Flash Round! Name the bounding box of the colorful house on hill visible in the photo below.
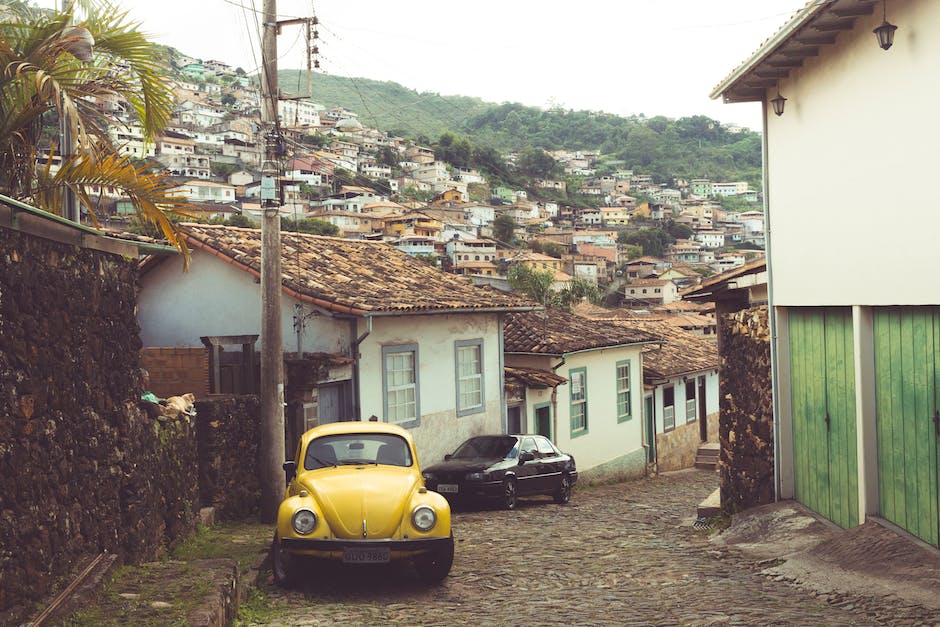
[712,0,940,546]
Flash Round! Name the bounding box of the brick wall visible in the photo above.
[141,347,210,399]
[0,222,199,625]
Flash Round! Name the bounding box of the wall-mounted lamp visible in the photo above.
[873,0,898,51]
[770,90,787,117]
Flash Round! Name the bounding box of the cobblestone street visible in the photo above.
[255,470,938,626]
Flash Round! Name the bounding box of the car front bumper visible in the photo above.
[281,535,451,553]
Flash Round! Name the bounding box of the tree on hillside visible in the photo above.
[435,132,472,168]
[664,220,693,241]
[516,148,557,179]
[281,218,339,236]
[492,213,517,244]
[0,2,193,258]
[507,264,554,306]
[558,276,602,308]
[617,228,674,258]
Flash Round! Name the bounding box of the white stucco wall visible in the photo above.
[357,313,504,467]
[506,346,645,471]
[766,1,938,305]
[137,249,347,355]
[651,371,719,435]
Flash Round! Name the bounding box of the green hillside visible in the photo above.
[278,70,493,140]
[279,69,761,187]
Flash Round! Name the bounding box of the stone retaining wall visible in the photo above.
[655,411,718,472]
[0,224,198,625]
[196,395,263,520]
[718,305,774,513]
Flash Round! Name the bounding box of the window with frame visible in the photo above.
[455,339,484,416]
[383,345,419,426]
[663,385,675,432]
[685,380,697,423]
[616,360,632,422]
[569,368,588,435]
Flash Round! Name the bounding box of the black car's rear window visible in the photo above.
[452,436,518,459]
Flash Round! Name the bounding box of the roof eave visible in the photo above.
[709,1,835,102]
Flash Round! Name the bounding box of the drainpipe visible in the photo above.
[551,356,567,442]
[762,98,782,503]
[351,316,372,421]
[498,315,507,433]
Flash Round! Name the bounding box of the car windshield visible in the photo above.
[304,433,413,470]
[451,436,519,460]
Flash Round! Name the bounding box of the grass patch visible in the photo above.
[171,520,270,575]
[235,586,275,625]
[63,521,272,626]
[63,562,214,626]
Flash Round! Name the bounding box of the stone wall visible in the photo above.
[655,411,718,472]
[0,223,199,625]
[195,395,263,520]
[717,305,774,513]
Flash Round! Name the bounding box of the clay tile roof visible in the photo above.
[504,366,568,389]
[180,223,537,315]
[503,308,660,356]
[613,319,719,380]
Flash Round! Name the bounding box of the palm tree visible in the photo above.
[0,1,192,258]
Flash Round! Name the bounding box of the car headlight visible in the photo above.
[422,471,434,481]
[291,508,317,535]
[411,505,437,532]
[466,472,485,481]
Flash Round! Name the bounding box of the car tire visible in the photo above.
[501,477,518,510]
[554,472,572,504]
[271,533,297,587]
[414,534,454,584]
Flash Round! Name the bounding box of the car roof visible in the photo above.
[300,421,414,447]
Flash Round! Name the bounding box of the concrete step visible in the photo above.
[697,487,721,518]
[694,442,720,470]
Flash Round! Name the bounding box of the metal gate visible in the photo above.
[874,306,940,546]
[789,307,858,528]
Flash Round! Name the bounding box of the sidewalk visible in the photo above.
[712,500,940,618]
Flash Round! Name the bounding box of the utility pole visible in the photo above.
[259,0,285,524]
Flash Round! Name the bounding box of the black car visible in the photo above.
[422,434,577,510]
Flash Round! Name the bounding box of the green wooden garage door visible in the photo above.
[874,307,940,546]
[789,307,858,529]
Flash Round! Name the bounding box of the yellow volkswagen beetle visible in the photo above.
[271,421,453,585]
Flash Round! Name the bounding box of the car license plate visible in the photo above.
[342,546,390,564]
[437,483,459,493]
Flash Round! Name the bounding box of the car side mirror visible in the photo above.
[519,451,535,464]
[444,454,452,461]
[282,460,296,484]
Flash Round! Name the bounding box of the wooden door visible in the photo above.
[644,395,656,464]
[789,307,858,528]
[874,307,940,546]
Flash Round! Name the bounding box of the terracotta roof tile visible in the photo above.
[582,307,719,379]
[180,223,537,315]
[610,319,719,380]
[504,366,568,389]
[503,308,660,355]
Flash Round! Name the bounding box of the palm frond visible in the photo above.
[32,144,194,267]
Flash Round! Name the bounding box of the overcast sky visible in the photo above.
[53,0,809,131]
